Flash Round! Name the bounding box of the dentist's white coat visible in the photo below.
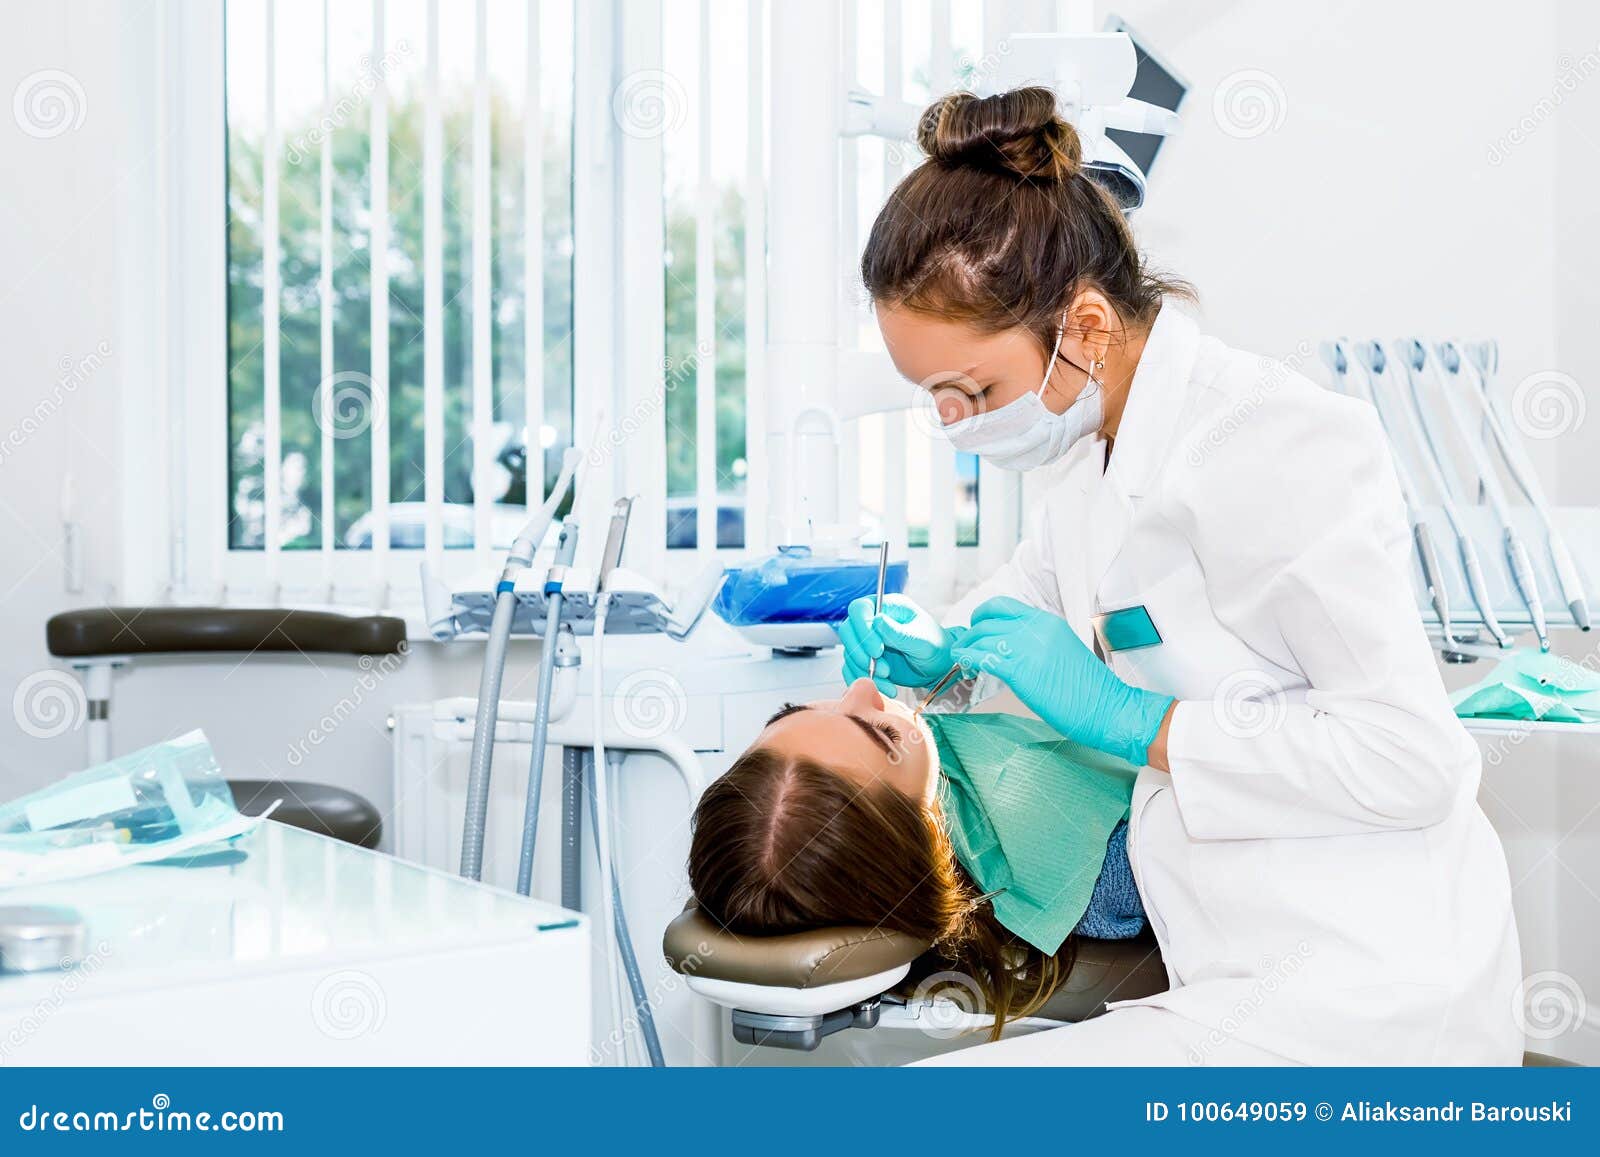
[941,305,1522,1065]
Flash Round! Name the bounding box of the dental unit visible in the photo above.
[425,428,724,1067]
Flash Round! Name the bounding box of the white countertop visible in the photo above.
[0,822,591,1064]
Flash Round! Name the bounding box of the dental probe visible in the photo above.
[914,663,964,717]
[867,540,890,682]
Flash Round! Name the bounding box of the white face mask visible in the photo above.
[941,318,1103,471]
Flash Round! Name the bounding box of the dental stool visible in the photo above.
[227,779,383,850]
[45,607,404,850]
[664,904,1167,1051]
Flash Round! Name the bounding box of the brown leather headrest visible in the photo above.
[46,608,407,658]
[663,904,929,989]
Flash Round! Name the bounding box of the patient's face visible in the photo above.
[753,678,939,805]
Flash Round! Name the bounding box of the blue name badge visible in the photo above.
[1092,605,1163,654]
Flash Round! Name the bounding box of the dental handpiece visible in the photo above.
[598,497,635,590]
[1505,529,1550,650]
[1328,342,1458,646]
[1385,341,1510,649]
[1412,522,1454,647]
[1429,342,1547,651]
[1462,343,1590,632]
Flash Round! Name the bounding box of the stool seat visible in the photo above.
[228,779,383,850]
[46,607,406,658]
[1032,933,1166,1021]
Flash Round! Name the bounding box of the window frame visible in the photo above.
[127,0,1013,622]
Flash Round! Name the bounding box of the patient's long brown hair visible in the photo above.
[687,747,1075,1038]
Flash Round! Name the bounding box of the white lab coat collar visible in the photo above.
[1078,302,1201,605]
[1102,301,1201,499]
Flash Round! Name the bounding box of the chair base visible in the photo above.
[730,1001,883,1052]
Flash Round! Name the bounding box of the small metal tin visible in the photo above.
[0,905,88,973]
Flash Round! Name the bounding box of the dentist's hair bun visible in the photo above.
[916,87,1082,182]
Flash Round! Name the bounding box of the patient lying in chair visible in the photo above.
[688,677,1146,1038]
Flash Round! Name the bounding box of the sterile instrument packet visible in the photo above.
[0,730,273,889]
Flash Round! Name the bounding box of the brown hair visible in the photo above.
[861,86,1190,355]
[687,746,1075,1038]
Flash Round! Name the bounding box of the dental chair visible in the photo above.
[663,904,1168,1051]
[666,910,1582,1065]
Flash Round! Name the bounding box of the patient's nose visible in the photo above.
[841,677,886,713]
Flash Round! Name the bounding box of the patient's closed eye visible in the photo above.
[764,702,900,757]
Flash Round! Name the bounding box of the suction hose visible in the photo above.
[591,747,665,1067]
[515,522,579,897]
[588,594,625,1059]
[459,447,584,882]
[460,590,516,880]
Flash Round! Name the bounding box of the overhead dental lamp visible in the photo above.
[841,31,1184,212]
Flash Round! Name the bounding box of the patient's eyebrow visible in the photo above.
[763,704,894,756]
[845,715,894,755]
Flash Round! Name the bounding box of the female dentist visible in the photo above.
[841,88,1522,1065]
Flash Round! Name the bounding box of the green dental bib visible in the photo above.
[1451,651,1600,724]
[925,712,1138,955]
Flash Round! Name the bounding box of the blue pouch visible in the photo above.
[712,546,908,626]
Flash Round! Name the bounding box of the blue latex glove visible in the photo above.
[836,594,964,695]
[951,596,1175,767]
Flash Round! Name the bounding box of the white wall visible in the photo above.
[1548,0,1600,1065]
[0,0,1596,1059]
